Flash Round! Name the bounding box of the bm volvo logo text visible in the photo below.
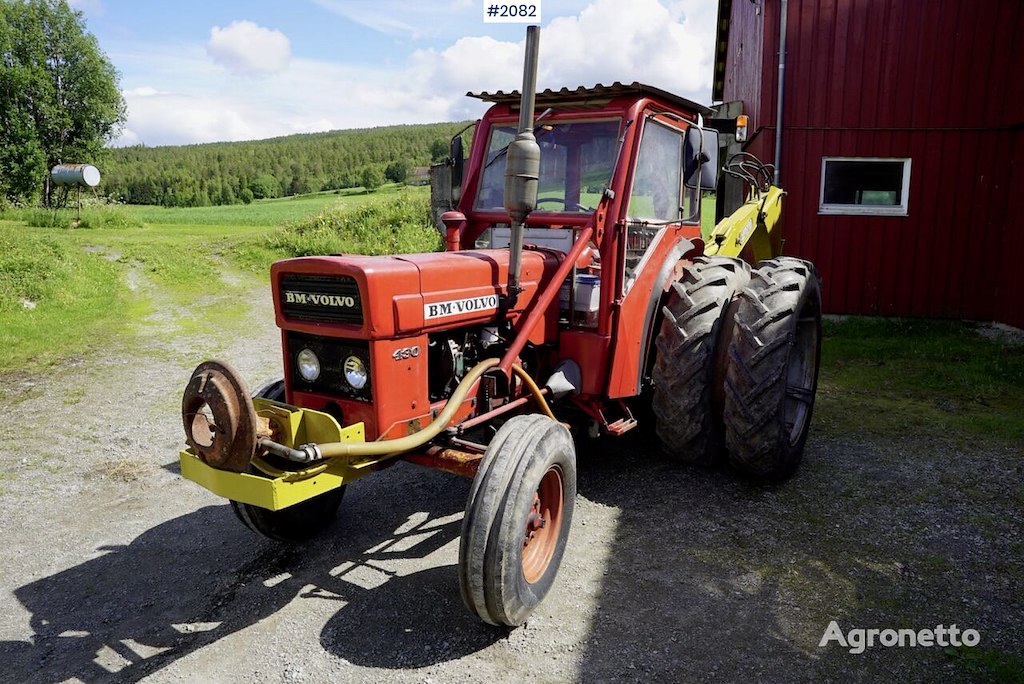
[283,290,357,308]
[424,295,499,320]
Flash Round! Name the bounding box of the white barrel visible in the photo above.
[51,164,101,187]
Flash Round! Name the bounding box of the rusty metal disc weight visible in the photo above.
[181,360,258,472]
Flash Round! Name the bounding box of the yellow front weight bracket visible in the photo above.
[179,398,370,511]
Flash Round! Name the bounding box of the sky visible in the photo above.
[69,0,719,148]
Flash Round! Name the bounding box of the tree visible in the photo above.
[429,139,449,162]
[0,0,126,205]
[248,174,279,199]
[384,160,409,184]
[360,165,384,193]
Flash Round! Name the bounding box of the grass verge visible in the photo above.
[0,188,438,374]
[0,223,127,372]
[815,317,1024,443]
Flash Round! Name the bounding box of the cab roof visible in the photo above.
[468,81,711,116]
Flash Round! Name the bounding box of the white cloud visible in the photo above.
[409,0,714,117]
[119,92,266,147]
[206,20,291,76]
[112,0,716,147]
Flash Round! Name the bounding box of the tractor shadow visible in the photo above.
[570,432,844,680]
[0,463,502,683]
[570,431,980,682]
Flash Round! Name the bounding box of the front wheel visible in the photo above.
[459,414,577,626]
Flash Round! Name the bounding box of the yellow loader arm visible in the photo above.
[704,184,784,263]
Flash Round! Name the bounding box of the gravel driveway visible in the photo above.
[0,269,1020,683]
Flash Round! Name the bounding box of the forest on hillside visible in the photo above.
[102,122,468,207]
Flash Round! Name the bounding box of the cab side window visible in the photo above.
[623,119,685,283]
[628,120,683,222]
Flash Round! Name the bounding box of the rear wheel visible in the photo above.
[652,256,750,465]
[459,414,576,626]
[231,378,346,542]
[723,257,822,480]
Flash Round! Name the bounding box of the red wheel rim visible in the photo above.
[522,465,564,584]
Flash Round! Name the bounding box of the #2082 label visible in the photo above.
[483,1,541,23]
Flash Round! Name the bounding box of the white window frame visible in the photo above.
[819,157,911,216]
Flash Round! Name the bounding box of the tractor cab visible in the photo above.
[436,83,720,403]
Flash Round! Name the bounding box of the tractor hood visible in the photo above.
[270,248,563,340]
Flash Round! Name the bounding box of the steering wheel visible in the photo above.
[536,197,590,211]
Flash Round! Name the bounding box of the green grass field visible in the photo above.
[0,185,432,373]
[123,185,409,226]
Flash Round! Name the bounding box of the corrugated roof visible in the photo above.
[468,81,711,115]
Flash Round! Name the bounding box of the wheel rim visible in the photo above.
[783,307,820,446]
[521,464,564,584]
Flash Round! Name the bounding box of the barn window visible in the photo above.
[819,158,911,216]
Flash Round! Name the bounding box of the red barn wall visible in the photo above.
[720,0,1024,326]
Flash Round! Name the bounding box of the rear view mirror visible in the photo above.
[684,127,719,191]
[451,135,464,201]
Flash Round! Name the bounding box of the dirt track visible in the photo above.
[0,268,1020,683]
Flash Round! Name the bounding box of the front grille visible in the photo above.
[279,273,362,324]
[287,332,372,401]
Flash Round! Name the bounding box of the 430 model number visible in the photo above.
[392,345,422,361]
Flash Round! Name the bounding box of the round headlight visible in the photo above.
[296,348,321,382]
[344,355,368,389]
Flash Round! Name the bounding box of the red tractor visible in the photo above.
[180,27,821,627]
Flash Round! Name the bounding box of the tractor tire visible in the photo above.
[651,256,750,465]
[723,257,822,480]
[230,378,346,542]
[252,378,286,402]
[230,488,345,543]
[459,414,576,626]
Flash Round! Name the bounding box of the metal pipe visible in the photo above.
[314,358,500,459]
[457,395,533,432]
[499,227,594,375]
[505,25,542,300]
[257,437,318,463]
[517,26,539,135]
[773,0,788,186]
[303,360,553,460]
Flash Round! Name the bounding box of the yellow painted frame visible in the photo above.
[179,399,377,511]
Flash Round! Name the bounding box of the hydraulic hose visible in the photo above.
[512,364,556,421]
[300,358,553,460]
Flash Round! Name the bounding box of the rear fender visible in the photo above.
[636,237,701,390]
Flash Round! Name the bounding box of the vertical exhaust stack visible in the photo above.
[504,25,541,302]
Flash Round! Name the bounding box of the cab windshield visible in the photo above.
[474,119,621,213]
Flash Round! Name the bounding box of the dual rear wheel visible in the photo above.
[653,256,822,480]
